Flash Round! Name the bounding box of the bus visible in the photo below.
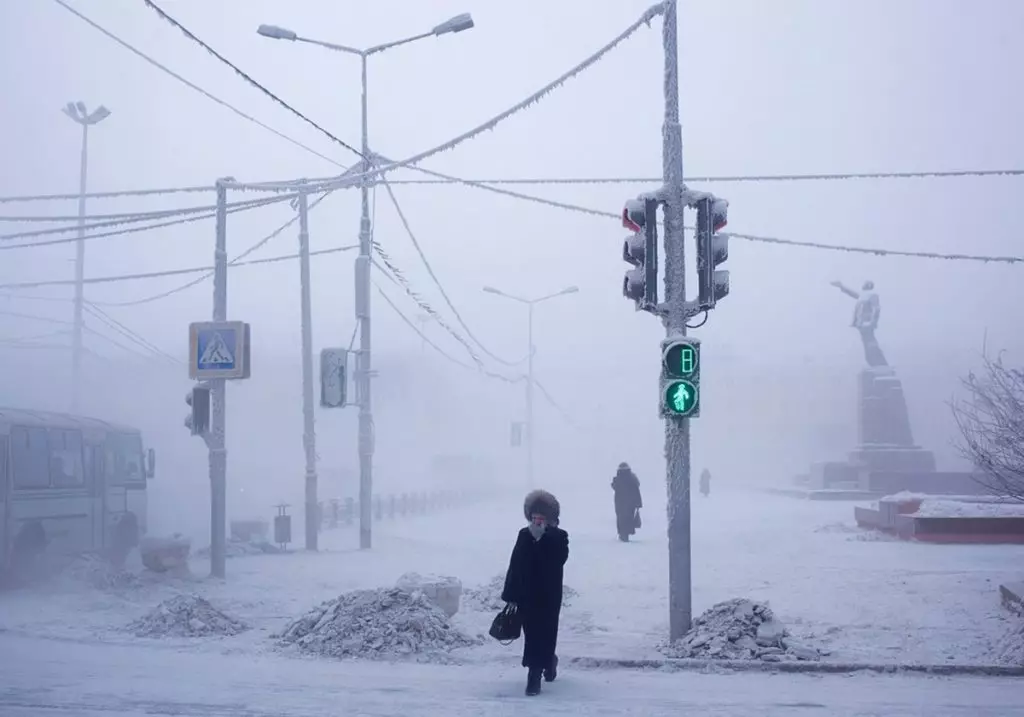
[0,408,155,579]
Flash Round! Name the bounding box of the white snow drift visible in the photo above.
[127,594,250,638]
[661,598,824,662]
[461,573,577,612]
[276,587,481,661]
[61,554,140,592]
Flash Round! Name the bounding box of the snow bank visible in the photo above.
[912,500,1024,518]
[660,598,824,662]
[61,554,140,592]
[461,573,577,612]
[276,588,481,661]
[127,594,250,638]
[194,538,282,559]
[994,618,1024,666]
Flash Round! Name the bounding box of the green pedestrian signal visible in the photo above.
[664,379,698,416]
[660,337,701,418]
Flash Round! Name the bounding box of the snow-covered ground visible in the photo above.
[1,486,1022,667]
[3,631,1024,716]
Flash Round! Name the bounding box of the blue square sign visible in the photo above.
[189,321,251,380]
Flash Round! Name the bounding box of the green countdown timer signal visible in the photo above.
[664,379,698,416]
[663,341,698,378]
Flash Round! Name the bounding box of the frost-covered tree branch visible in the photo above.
[951,353,1024,502]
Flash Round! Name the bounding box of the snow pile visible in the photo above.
[127,594,250,638]
[462,573,577,612]
[395,572,462,618]
[661,598,823,662]
[62,554,140,591]
[277,588,480,660]
[994,619,1024,666]
[912,500,1024,518]
[195,538,282,559]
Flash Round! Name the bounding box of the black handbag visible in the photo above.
[634,509,642,529]
[488,603,522,645]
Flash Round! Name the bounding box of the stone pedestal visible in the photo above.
[853,367,936,474]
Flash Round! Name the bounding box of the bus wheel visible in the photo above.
[110,513,139,568]
[9,522,46,585]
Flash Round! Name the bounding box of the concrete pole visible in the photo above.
[526,302,535,488]
[297,191,319,551]
[209,179,230,579]
[661,0,693,641]
[356,53,375,550]
[71,122,89,413]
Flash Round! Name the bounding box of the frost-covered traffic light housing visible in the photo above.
[695,196,730,310]
[184,383,211,436]
[621,197,659,311]
[660,337,700,418]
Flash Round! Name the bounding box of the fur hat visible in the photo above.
[523,489,560,525]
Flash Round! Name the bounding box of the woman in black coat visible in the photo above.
[501,489,569,696]
[611,461,643,542]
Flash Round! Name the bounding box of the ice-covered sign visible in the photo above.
[189,321,251,380]
[319,348,348,408]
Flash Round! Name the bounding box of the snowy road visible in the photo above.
[2,633,1023,716]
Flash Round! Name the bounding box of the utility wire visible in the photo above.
[385,168,1024,186]
[0,194,288,242]
[82,323,160,362]
[91,191,334,307]
[141,0,361,160]
[0,184,213,204]
[0,308,73,326]
[380,179,522,367]
[0,195,291,224]
[84,302,182,365]
[52,0,345,170]
[0,243,358,291]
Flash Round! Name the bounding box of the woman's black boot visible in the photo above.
[525,668,542,696]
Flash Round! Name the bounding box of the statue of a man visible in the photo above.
[830,279,888,368]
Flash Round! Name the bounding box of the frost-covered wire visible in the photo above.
[0,184,213,204]
[141,0,361,160]
[0,308,73,326]
[90,191,335,307]
[384,167,1024,185]
[0,195,288,223]
[370,254,485,368]
[53,0,345,170]
[0,194,290,242]
[0,243,358,291]
[0,329,71,346]
[84,302,181,365]
[380,179,522,368]
[224,3,666,193]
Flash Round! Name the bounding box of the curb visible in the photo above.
[564,655,1024,678]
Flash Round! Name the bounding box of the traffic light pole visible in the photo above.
[526,302,535,488]
[297,191,319,552]
[660,0,694,642]
[209,179,230,580]
[356,54,375,551]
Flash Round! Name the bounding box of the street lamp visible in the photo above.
[256,14,475,551]
[482,285,579,487]
[62,101,111,414]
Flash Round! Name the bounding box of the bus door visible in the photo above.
[86,443,104,551]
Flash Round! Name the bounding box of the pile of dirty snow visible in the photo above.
[127,594,249,638]
[195,538,282,559]
[462,573,577,612]
[62,554,140,591]
[660,598,824,662]
[277,587,479,660]
[994,619,1024,666]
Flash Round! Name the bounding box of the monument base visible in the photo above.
[848,447,937,474]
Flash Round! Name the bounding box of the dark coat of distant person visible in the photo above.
[611,462,643,540]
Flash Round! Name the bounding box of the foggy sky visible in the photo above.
[1,0,1021,539]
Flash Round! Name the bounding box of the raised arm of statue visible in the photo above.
[829,280,859,300]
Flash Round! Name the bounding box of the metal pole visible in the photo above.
[356,53,375,550]
[297,191,319,551]
[661,0,692,641]
[526,302,535,488]
[71,122,89,413]
[209,179,229,579]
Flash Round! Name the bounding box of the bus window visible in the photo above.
[11,426,50,489]
[48,429,84,487]
[105,433,145,485]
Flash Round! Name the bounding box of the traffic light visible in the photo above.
[621,197,659,310]
[696,196,730,310]
[660,337,700,418]
[184,384,211,436]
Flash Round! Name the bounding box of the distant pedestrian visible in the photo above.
[501,489,570,696]
[611,462,643,542]
[700,468,711,497]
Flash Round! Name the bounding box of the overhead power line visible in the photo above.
[84,302,181,365]
[0,243,358,291]
[141,0,362,160]
[0,194,290,224]
[52,0,344,169]
[385,167,1024,186]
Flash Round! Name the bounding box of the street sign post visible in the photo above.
[319,348,348,408]
[189,321,252,380]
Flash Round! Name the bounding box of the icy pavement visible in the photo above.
[1,632,1023,717]
[1,487,1023,666]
